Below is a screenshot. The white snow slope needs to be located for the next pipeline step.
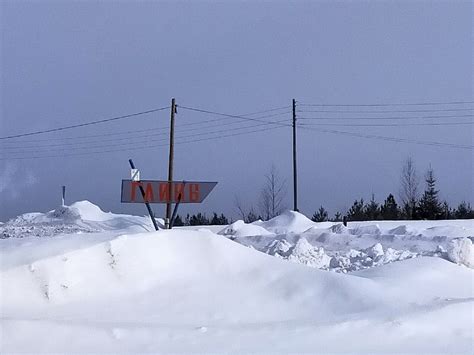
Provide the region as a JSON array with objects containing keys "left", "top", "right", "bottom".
[{"left": 0, "top": 202, "right": 473, "bottom": 353}]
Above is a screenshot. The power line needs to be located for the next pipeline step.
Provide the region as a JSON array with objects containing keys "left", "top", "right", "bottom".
[
  {"left": 299, "top": 125, "right": 474, "bottom": 150},
  {"left": 297, "top": 108, "right": 474, "bottom": 113},
  {"left": 299, "top": 121, "right": 474, "bottom": 127},
  {"left": 0, "top": 124, "right": 286, "bottom": 160},
  {"left": 0, "top": 107, "right": 290, "bottom": 145},
  {"left": 3, "top": 119, "right": 289, "bottom": 156},
  {"left": 0, "top": 106, "right": 170, "bottom": 140},
  {"left": 297, "top": 114, "right": 474, "bottom": 121},
  {"left": 1, "top": 112, "right": 291, "bottom": 151},
  {"left": 299, "top": 100, "right": 474, "bottom": 107},
  {"left": 178, "top": 105, "right": 292, "bottom": 127}
]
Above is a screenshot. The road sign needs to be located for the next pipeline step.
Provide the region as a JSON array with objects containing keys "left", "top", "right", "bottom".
[
  {"left": 121, "top": 180, "right": 217, "bottom": 204},
  {"left": 131, "top": 169, "right": 140, "bottom": 181}
]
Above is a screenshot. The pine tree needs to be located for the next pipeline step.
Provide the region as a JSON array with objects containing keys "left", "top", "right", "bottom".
[
  {"left": 347, "top": 199, "right": 365, "bottom": 221},
  {"left": 364, "top": 194, "right": 380, "bottom": 220},
  {"left": 455, "top": 201, "right": 474, "bottom": 219},
  {"left": 417, "top": 166, "right": 442, "bottom": 220},
  {"left": 173, "top": 214, "right": 184, "bottom": 227},
  {"left": 441, "top": 201, "right": 452, "bottom": 220},
  {"left": 218, "top": 213, "right": 229, "bottom": 225},
  {"left": 190, "top": 213, "right": 209, "bottom": 225},
  {"left": 333, "top": 212, "right": 342, "bottom": 222},
  {"left": 380, "top": 194, "right": 400, "bottom": 220},
  {"left": 311, "top": 206, "right": 328, "bottom": 222},
  {"left": 210, "top": 212, "right": 229, "bottom": 225}
]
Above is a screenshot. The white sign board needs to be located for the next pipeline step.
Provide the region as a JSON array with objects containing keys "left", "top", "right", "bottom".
[{"left": 131, "top": 169, "right": 140, "bottom": 181}]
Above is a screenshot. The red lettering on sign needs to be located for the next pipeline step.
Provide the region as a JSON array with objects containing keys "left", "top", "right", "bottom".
[
  {"left": 145, "top": 183, "right": 154, "bottom": 202},
  {"left": 174, "top": 183, "right": 185, "bottom": 202},
  {"left": 159, "top": 183, "right": 170, "bottom": 202},
  {"left": 189, "top": 184, "right": 200, "bottom": 202},
  {"left": 130, "top": 181, "right": 142, "bottom": 202}
]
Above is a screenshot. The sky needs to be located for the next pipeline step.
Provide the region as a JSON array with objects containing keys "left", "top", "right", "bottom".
[{"left": 0, "top": 0, "right": 473, "bottom": 221}]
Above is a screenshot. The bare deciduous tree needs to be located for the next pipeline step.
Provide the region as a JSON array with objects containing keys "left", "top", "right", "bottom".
[
  {"left": 399, "top": 157, "right": 419, "bottom": 219},
  {"left": 233, "top": 195, "right": 258, "bottom": 223},
  {"left": 259, "top": 165, "right": 287, "bottom": 220}
]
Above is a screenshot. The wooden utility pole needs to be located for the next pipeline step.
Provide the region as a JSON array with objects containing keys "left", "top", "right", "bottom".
[
  {"left": 165, "top": 98, "right": 176, "bottom": 229},
  {"left": 292, "top": 99, "right": 298, "bottom": 212},
  {"left": 61, "top": 185, "right": 66, "bottom": 207}
]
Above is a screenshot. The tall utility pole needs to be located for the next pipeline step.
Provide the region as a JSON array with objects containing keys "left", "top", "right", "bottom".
[
  {"left": 292, "top": 99, "right": 298, "bottom": 212},
  {"left": 165, "top": 98, "right": 176, "bottom": 229},
  {"left": 61, "top": 185, "right": 66, "bottom": 207}
]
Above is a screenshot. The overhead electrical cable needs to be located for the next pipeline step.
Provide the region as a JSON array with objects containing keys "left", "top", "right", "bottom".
[
  {"left": 0, "top": 106, "right": 170, "bottom": 140},
  {"left": 4, "top": 119, "right": 289, "bottom": 156},
  {"left": 297, "top": 108, "right": 474, "bottom": 114},
  {"left": 299, "top": 100, "right": 474, "bottom": 107},
  {"left": 178, "top": 105, "right": 292, "bottom": 127},
  {"left": 1, "top": 111, "right": 291, "bottom": 151},
  {"left": 1, "top": 124, "right": 285, "bottom": 160},
  {"left": 298, "top": 121, "right": 474, "bottom": 127},
  {"left": 299, "top": 126, "right": 474, "bottom": 150},
  {"left": 297, "top": 114, "right": 474, "bottom": 121}
]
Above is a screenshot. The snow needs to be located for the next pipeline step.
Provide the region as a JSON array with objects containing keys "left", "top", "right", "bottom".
[
  {"left": 0, "top": 202, "right": 473, "bottom": 353},
  {"left": 225, "top": 212, "right": 474, "bottom": 271},
  {"left": 447, "top": 238, "right": 474, "bottom": 268}
]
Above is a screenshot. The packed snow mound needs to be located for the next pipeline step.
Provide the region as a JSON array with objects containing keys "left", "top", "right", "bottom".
[
  {"left": 68, "top": 200, "right": 116, "bottom": 221},
  {"left": 222, "top": 212, "right": 474, "bottom": 271},
  {"left": 287, "top": 237, "right": 331, "bottom": 269},
  {"left": 2, "top": 229, "right": 384, "bottom": 317},
  {"left": 0, "top": 201, "right": 158, "bottom": 239},
  {"left": 255, "top": 210, "right": 315, "bottom": 234},
  {"left": 1, "top": 219, "right": 474, "bottom": 353},
  {"left": 218, "top": 220, "right": 273, "bottom": 238},
  {"left": 447, "top": 238, "right": 474, "bottom": 268}
]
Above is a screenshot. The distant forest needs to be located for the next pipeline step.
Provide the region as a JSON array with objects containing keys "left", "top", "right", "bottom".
[{"left": 174, "top": 158, "right": 473, "bottom": 226}]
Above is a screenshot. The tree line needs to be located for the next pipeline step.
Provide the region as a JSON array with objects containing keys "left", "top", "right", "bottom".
[{"left": 174, "top": 158, "right": 473, "bottom": 225}]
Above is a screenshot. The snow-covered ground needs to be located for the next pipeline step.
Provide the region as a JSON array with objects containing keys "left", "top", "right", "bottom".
[
  {"left": 0, "top": 201, "right": 473, "bottom": 353},
  {"left": 219, "top": 210, "right": 474, "bottom": 272}
]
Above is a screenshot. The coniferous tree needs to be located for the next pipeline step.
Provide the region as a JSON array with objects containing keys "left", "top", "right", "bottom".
[
  {"left": 364, "top": 194, "right": 380, "bottom": 220},
  {"left": 173, "top": 214, "right": 184, "bottom": 227},
  {"left": 380, "top": 194, "right": 400, "bottom": 220},
  {"left": 455, "top": 201, "right": 474, "bottom": 219},
  {"left": 417, "top": 166, "right": 442, "bottom": 220},
  {"left": 190, "top": 213, "right": 209, "bottom": 225},
  {"left": 210, "top": 212, "right": 229, "bottom": 225},
  {"left": 312, "top": 206, "right": 328, "bottom": 222},
  {"left": 347, "top": 199, "right": 365, "bottom": 221},
  {"left": 441, "top": 201, "right": 452, "bottom": 220},
  {"left": 333, "top": 212, "right": 342, "bottom": 222},
  {"left": 184, "top": 213, "right": 191, "bottom": 226},
  {"left": 218, "top": 213, "right": 229, "bottom": 225}
]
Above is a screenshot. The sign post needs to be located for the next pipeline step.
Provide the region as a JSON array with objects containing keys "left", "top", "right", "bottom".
[
  {"left": 127, "top": 159, "right": 159, "bottom": 231},
  {"left": 121, "top": 164, "right": 217, "bottom": 231}
]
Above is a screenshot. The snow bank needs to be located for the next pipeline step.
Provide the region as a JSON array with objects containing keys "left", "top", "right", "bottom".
[
  {"left": 0, "top": 201, "right": 157, "bottom": 239},
  {"left": 1, "top": 228, "right": 473, "bottom": 353},
  {"left": 222, "top": 214, "right": 474, "bottom": 271},
  {"left": 255, "top": 210, "right": 315, "bottom": 234},
  {"left": 447, "top": 238, "right": 474, "bottom": 268},
  {"left": 68, "top": 200, "right": 116, "bottom": 221},
  {"left": 218, "top": 220, "right": 273, "bottom": 238}
]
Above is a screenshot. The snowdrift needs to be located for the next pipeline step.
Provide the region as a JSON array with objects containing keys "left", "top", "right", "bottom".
[
  {"left": 221, "top": 212, "right": 474, "bottom": 270},
  {"left": 0, "top": 200, "right": 159, "bottom": 239},
  {"left": 1, "top": 228, "right": 473, "bottom": 353}
]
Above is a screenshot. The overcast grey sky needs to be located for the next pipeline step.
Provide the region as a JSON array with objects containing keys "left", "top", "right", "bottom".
[{"left": 1, "top": 0, "right": 473, "bottom": 221}]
